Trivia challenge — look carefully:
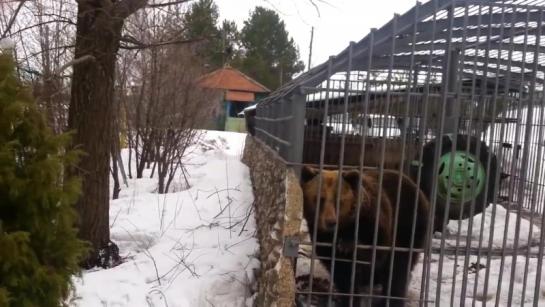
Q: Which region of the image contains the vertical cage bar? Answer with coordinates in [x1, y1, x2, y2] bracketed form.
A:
[507, 8, 541, 306]
[306, 57, 333, 307]
[441, 49, 461, 135]
[287, 93, 306, 168]
[520, 9, 543, 305]
[435, 2, 465, 303]
[490, 5, 519, 306]
[348, 29, 376, 307]
[398, 3, 422, 303]
[422, 1, 459, 304]
[459, 4, 494, 305]
[419, 0, 441, 304]
[478, 1, 511, 304]
[280, 100, 286, 153]
[495, 8, 530, 306]
[327, 41, 354, 307]
[367, 13, 399, 306]
[445, 3, 478, 304]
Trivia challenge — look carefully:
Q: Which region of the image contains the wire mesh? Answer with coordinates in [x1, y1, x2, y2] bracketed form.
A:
[251, 0, 545, 305]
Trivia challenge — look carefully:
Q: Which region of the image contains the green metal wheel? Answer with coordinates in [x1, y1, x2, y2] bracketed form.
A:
[418, 134, 497, 231]
[437, 151, 486, 204]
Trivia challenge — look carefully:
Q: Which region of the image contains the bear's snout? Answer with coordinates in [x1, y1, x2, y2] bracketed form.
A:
[320, 205, 338, 232]
[324, 219, 337, 231]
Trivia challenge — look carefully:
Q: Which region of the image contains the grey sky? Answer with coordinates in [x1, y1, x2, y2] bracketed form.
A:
[215, 0, 417, 70]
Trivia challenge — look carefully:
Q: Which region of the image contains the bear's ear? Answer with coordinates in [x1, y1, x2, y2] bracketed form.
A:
[343, 170, 361, 191]
[301, 166, 319, 183]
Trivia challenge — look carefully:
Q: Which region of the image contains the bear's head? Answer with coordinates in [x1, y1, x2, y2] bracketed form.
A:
[301, 166, 369, 233]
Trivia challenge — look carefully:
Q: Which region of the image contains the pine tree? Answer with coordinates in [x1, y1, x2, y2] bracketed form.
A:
[182, 0, 223, 67]
[0, 52, 86, 306]
[239, 7, 305, 90]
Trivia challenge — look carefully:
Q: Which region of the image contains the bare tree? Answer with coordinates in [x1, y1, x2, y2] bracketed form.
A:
[0, 0, 76, 133]
[152, 46, 220, 194]
[67, 0, 197, 268]
[32, 1, 75, 134]
[121, 10, 220, 194]
[1, 0, 324, 269]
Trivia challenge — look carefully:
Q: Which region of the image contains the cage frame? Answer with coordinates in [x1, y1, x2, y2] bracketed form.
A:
[249, 0, 545, 306]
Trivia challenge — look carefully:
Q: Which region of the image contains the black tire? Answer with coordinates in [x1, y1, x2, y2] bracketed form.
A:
[419, 134, 497, 228]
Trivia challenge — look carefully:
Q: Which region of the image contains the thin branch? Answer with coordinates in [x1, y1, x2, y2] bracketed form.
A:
[307, 0, 321, 17]
[26, 44, 75, 61]
[2, 0, 28, 38]
[205, 187, 241, 199]
[143, 248, 162, 286]
[113, 0, 148, 19]
[55, 54, 95, 74]
[11, 19, 75, 36]
[147, 0, 192, 8]
[119, 36, 201, 50]
[238, 206, 254, 236]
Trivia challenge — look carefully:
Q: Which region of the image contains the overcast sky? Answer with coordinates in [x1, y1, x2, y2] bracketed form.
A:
[215, 0, 417, 70]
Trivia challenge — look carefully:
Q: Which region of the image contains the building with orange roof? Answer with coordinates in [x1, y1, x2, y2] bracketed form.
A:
[198, 65, 270, 132]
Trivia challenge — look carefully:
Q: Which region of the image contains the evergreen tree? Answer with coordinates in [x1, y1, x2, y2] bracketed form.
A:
[239, 7, 305, 90]
[0, 53, 86, 306]
[183, 0, 241, 68]
[183, 0, 222, 68]
[219, 20, 242, 66]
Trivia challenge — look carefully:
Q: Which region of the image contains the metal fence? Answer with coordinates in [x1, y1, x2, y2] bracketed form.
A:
[251, 0, 545, 305]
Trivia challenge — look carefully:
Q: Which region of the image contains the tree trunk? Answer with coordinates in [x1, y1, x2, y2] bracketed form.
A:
[68, 3, 124, 269]
[111, 137, 121, 200]
[112, 80, 122, 200]
[111, 164, 121, 200]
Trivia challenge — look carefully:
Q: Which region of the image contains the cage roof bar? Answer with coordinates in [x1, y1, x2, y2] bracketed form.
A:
[294, 0, 457, 90]
[259, 0, 455, 105]
[415, 9, 543, 33]
[394, 25, 545, 48]
[259, 0, 545, 108]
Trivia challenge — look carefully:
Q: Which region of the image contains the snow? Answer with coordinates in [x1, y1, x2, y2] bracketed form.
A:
[67, 128, 545, 306]
[294, 204, 545, 306]
[0, 38, 15, 50]
[443, 205, 541, 249]
[486, 106, 545, 212]
[411, 254, 545, 306]
[410, 204, 545, 306]
[237, 104, 257, 117]
[71, 131, 259, 307]
[295, 219, 331, 282]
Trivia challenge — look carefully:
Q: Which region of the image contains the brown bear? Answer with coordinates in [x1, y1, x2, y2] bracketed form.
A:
[301, 166, 430, 307]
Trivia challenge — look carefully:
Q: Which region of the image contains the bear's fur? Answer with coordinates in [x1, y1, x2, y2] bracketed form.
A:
[301, 166, 430, 307]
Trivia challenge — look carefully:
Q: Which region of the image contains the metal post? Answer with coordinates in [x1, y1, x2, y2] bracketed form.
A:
[255, 105, 263, 142]
[272, 99, 280, 152]
[442, 49, 461, 134]
[278, 98, 288, 158]
[287, 90, 306, 175]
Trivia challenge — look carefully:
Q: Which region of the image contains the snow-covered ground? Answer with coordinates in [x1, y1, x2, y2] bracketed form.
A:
[410, 204, 545, 306]
[70, 131, 259, 307]
[486, 106, 545, 213]
[295, 204, 545, 306]
[67, 128, 545, 306]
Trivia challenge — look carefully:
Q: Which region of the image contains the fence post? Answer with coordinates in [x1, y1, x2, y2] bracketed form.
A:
[287, 90, 306, 175]
[442, 49, 461, 135]
[254, 105, 262, 142]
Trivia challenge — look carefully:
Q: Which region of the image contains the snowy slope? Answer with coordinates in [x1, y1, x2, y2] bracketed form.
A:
[70, 131, 259, 307]
[410, 204, 545, 306]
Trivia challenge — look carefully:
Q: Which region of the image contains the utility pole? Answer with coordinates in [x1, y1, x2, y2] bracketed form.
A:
[308, 26, 314, 71]
[221, 25, 226, 67]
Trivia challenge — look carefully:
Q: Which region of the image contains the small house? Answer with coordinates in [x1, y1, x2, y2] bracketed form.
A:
[198, 65, 270, 132]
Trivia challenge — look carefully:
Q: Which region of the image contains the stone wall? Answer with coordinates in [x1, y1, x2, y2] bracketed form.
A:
[242, 135, 303, 307]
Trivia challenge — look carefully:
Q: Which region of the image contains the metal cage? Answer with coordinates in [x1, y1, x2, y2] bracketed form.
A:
[251, 0, 545, 305]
